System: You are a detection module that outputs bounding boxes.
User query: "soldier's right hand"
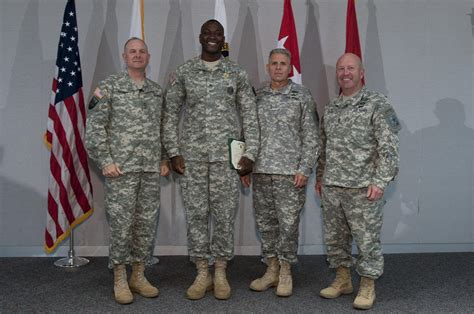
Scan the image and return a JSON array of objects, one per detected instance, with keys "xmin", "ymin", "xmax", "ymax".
[
  {"xmin": 171, "ymin": 155, "xmax": 186, "ymax": 175},
  {"xmin": 102, "ymin": 164, "xmax": 123, "ymax": 177}
]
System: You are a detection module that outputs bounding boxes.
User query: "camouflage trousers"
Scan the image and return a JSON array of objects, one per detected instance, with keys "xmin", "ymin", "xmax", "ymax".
[
  {"xmin": 105, "ymin": 172, "xmax": 160, "ymax": 268},
  {"xmin": 180, "ymin": 161, "xmax": 240, "ymax": 261},
  {"xmin": 321, "ymin": 185, "xmax": 385, "ymax": 279},
  {"xmin": 253, "ymin": 174, "xmax": 306, "ymax": 263}
]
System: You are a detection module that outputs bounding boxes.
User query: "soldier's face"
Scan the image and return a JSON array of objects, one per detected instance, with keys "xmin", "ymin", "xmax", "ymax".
[
  {"xmin": 122, "ymin": 39, "xmax": 150, "ymax": 71},
  {"xmin": 199, "ymin": 22, "xmax": 225, "ymax": 55},
  {"xmin": 336, "ymin": 54, "xmax": 364, "ymax": 96},
  {"xmin": 267, "ymin": 53, "xmax": 291, "ymax": 84}
]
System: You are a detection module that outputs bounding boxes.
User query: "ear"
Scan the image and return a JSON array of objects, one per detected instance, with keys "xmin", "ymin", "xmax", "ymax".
[{"xmin": 266, "ymin": 63, "xmax": 270, "ymax": 75}]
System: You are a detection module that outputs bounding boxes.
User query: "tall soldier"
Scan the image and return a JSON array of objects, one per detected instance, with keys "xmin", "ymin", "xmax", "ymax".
[
  {"xmin": 163, "ymin": 19, "xmax": 259, "ymax": 300},
  {"xmin": 315, "ymin": 53, "xmax": 401, "ymax": 310},
  {"xmin": 86, "ymin": 38, "xmax": 165, "ymax": 304},
  {"xmin": 245, "ymin": 48, "xmax": 319, "ymax": 297}
]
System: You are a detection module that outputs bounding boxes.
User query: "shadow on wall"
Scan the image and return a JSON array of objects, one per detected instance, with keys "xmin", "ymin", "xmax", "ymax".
[
  {"xmin": 85, "ymin": 0, "xmax": 120, "ymax": 100},
  {"xmin": 236, "ymin": 0, "xmax": 262, "ymax": 88},
  {"xmin": 0, "ymin": 146, "xmax": 47, "ymax": 247},
  {"xmin": 301, "ymin": 0, "xmax": 329, "ymax": 116},
  {"xmin": 413, "ymin": 98, "xmax": 474, "ymax": 244}
]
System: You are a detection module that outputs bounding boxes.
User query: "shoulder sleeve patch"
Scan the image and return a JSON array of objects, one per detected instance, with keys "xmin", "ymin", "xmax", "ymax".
[
  {"xmin": 384, "ymin": 107, "xmax": 401, "ymax": 133},
  {"xmin": 88, "ymin": 87, "xmax": 105, "ymax": 110}
]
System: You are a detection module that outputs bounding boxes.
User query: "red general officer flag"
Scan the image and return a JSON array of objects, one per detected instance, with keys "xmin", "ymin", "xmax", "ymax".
[{"xmin": 277, "ymin": 0, "xmax": 301, "ymax": 84}]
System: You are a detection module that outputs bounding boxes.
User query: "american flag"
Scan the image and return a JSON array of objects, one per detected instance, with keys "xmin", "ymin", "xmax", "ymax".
[{"xmin": 44, "ymin": 0, "xmax": 93, "ymax": 253}]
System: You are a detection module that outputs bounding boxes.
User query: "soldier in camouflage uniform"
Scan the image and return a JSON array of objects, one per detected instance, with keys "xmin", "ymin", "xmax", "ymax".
[
  {"xmin": 85, "ymin": 38, "xmax": 165, "ymax": 304},
  {"xmin": 162, "ymin": 20, "xmax": 259, "ymax": 300},
  {"xmin": 246, "ymin": 49, "xmax": 319, "ymax": 297},
  {"xmin": 315, "ymin": 53, "xmax": 400, "ymax": 310}
]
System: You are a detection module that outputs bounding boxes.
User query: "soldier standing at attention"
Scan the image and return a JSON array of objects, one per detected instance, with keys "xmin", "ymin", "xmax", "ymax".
[
  {"xmin": 86, "ymin": 37, "xmax": 166, "ymax": 304},
  {"xmin": 162, "ymin": 19, "xmax": 259, "ymax": 300},
  {"xmin": 315, "ymin": 53, "xmax": 400, "ymax": 310},
  {"xmin": 245, "ymin": 48, "xmax": 319, "ymax": 297}
]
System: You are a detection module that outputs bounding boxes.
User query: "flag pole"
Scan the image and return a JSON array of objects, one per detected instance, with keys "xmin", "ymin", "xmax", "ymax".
[{"xmin": 54, "ymin": 230, "xmax": 89, "ymax": 268}]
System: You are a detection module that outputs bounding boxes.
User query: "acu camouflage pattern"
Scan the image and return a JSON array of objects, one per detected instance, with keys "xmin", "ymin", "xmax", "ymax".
[
  {"xmin": 85, "ymin": 72, "xmax": 163, "ymax": 171},
  {"xmin": 254, "ymin": 81, "xmax": 319, "ymax": 177},
  {"xmin": 316, "ymin": 86, "xmax": 400, "ymax": 190},
  {"xmin": 252, "ymin": 174, "xmax": 306, "ymax": 263},
  {"xmin": 105, "ymin": 173, "xmax": 160, "ymax": 268},
  {"xmin": 162, "ymin": 56, "xmax": 259, "ymax": 162},
  {"xmin": 321, "ymin": 185, "xmax": 384, "ymax": 279},
  {"xmin": 180, "ymin": 161, "xmax": 240, "ymax": 260},
  {"xmin": 85, "ymin": 73, "xmax": 163, "ymax": 267}
]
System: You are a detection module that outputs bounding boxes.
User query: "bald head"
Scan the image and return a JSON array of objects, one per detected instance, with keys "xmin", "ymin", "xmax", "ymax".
[
  {"xmin": 336, "ymin": 53, "xmax": 363, "ymax": 70},
  {"xmin": 336, "ymin": 53, "xmax": 364, "ymax": 96}
]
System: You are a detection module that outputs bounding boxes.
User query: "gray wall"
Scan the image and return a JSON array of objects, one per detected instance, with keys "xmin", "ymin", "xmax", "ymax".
[{"xmin": 0, "ymin": 0, "xmax": 472, "ymax": 257}]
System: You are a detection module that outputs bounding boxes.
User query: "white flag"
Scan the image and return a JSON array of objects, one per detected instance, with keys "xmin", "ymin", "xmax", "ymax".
[{"xmin": 130, "ymin": 0, "xmax": 144, "ymax": 40}]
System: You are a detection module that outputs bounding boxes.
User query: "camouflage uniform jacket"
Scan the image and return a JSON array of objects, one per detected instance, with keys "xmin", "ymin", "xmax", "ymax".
[
  {"xmin": 316, "ymin": 87, "xmax": 400, "ymax": 190},
  {"xmin": 254, "ymin": 81, "xmax": 319, "ymax": 177},
  {"xmin": 163, "ymin": 56, "xmax": 259, "ymax": 162},
  {"xmin": 85, "ymin": 72, "xmax": 163, "ymax": 172}
]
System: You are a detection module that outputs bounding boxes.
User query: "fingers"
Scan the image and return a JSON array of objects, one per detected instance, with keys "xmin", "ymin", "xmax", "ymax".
[
  {"xmin": 314, "ymin": 181, "xmax": 322, "ymax": 197},
  {"xmin": 367, "ymin": 185, "xmax": 383, "ymax": 201},
  {"xmin": 294, "ymin": 174, "xmax": 308, "ymax": 188},
  {"xmin": 102, "ymin": 164, "xmax": 122, "ymax": 177},
  {"xmin": 240, "ymin": 175, "xmax": 251, "ymax": 188}
]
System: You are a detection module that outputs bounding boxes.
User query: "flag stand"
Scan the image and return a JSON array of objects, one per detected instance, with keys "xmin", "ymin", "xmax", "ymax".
[
  {"xmin": 54, "ymin": 230, "xmax": 89, "ymax": 268},
  {"xmin": 147, "ymin": 256, "xmax": 160, "ymax": 266}
]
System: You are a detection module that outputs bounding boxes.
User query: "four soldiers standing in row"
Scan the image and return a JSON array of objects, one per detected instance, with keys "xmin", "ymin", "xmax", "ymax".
[{"xmin": 85, "ymin": 19, "xmax": 400, "ymax": 311}]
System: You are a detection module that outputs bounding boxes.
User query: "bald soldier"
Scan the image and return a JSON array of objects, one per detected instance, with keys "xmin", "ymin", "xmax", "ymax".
[
  {"xmin": 315, "ymin": 53, "xmax": 400, "ymax": 310},
  {"xmin": 163, "ymin": 20, "xmax": 259, "ymax": 300},
  {"xmin": 86, "ymin": 38, "xmax": 168, "ymax": 304}
]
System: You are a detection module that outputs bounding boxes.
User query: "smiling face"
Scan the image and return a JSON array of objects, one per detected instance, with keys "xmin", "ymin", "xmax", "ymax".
[
  {"xmin": 336, "ymin": 53, "xmax": 364, "ymax": 96},
  {"xmin": 122, "ymin": 38, "xmax": 150, "ymax": 72},
  {"xmin": 199, "ymin": 20, "xmax": 225, "ymax": 61}
]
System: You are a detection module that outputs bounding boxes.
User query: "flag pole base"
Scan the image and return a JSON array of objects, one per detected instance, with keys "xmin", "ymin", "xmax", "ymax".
[
  {"xmin": 146, "ymin": 256, "xmax": 160, "ymax": 266},
  {"xmin": 54, "ymin": 256, "xmax": 89, "ymax": 268}
]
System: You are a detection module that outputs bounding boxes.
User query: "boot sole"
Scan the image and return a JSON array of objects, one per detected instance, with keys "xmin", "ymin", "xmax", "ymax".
[
  {"xmin": 249, "ymin": 282, "xmax": 278, "ymax": 292},
  {"xmin": 129, "ymin": 286, "xmax": 159, "ymax": 298},
  {"xmin": 353, "ymin": 300, "xmax": 375, "ymax": 310},
  {"xmin": 186, "ymin": 284, "xmax": 214, "ymax": 300},
  {"xmin": 320, "ymin": 288, "xmax": 354, "ymax": 299},
  {"xmin": 214, "ymin": 291, "xmax": 231, "ymax": 300}
]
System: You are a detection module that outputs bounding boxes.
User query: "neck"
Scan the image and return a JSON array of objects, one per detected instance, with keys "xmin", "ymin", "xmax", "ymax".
[
  {"xmin": 342, "ymin": 86, "xmax": 362, "ymax": 97},
  {"xmin": 271, "ymin": 79, "xmax": 290, "ymax": 90},
  {"xmin": 201, "ymin": 52, "xmax": 222, "ymax": 62},
  {"xmin": 127, "ymin": 68, "xmax": 146, "ymax": 82}
]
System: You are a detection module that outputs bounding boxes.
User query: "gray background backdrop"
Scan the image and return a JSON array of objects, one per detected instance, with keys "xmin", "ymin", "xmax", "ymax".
[{"xmin": 0, "ymin": 0, "xmax": 472, "ymax": 257}]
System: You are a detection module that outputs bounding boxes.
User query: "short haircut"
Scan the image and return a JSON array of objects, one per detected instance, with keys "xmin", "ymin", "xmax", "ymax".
[
  {"xmin": 200, "ymin": 19, "xmax": 224, "ymax": 33},
  {"xmin": 268, "ymin": 48, "xmax": 291, "ymax": 63},
  {"xmin": 123, "ymin": 37, "xmax": 148, "ymax": 52}
]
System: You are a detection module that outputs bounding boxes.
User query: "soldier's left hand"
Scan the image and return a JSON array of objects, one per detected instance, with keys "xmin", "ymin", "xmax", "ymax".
[
  {"xmin": 237, "ymin": 156, "xmax": 254, "ymax": 176},
  {"xmin": 367, "ymin": 184, "xmax": 384, "ymax": 201},
  {"xmin": 294, "ymin": 173, "xmax": 308, "ymax": 188}
]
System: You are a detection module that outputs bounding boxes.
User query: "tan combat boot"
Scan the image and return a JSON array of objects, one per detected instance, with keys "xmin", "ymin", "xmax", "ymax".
[
  {"xmin": 249, "ymin": 257, "xmax": 280, "ymax": 291},
  {"xmin": 320, "ymin": 266, "xmax": 354, "ymax": 298},
  {"xmin": 276, "ymin": 260, "xmax": 293, "ymax": 297},
  {"xmin": 214, "ymin": 259, "xmax": 231, "ymax": 300},
  {"xmin": 353, "ymin": 277, "xmax": 376, "ymax": 310},
  {"xmin": 186, "ymin": 259, "xmax": 213, "ymax": 300},
  {"xmin": 129, "ymin": 262, "xmax": 159, "ymax": 298},
  {"xmin": 113, "ymin": 264, "xmax": 133, "ymax": 304}
]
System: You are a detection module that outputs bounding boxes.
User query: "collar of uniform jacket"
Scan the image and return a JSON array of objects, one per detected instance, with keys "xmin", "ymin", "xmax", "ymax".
[
  {"xmin": 193, "ymin": 55, "xmax": 232, "ymax": 73},
  {"xmin": 261, "ymin": 79, "xmax": 294, "ymax": 95},
  {"xmin": 115, "ymin": 72, "xmax": 160, "ymax": 93},
  {"xmin": 335, "ymin": 86, "xmax": 367, "ymax": 108}
]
